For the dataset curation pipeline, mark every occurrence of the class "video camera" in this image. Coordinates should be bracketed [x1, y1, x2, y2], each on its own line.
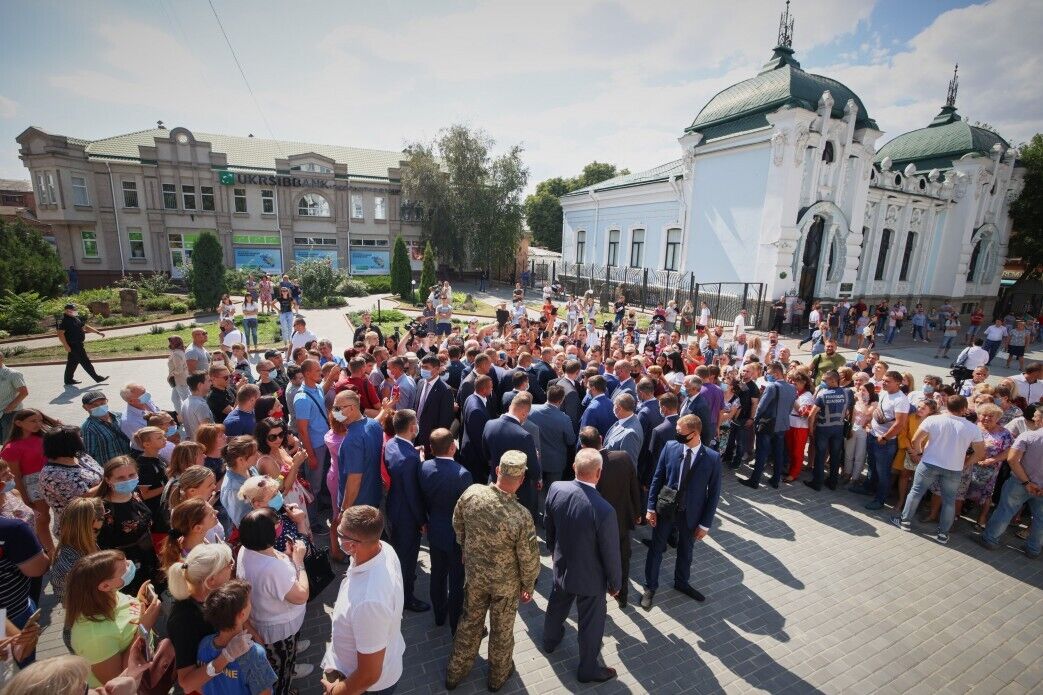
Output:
[404, 318, 428, 337]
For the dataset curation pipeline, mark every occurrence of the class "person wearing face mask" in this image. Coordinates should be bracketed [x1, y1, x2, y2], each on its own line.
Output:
[51, 497, 105, 607]
[239, 475, 315, 561]
[80, 390, 132, 465]
[415, 354, 454, 453]
[119, 383, 160, 441]
[96, 455, 160, 595]
[57, 302, 108, 386]
[384, 409, 430, 613]
[131, 427, 171, 549]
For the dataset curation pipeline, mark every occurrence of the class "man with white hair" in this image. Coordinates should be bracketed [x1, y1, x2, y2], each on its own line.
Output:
[603, 393, 643, 470]
[119, 382, 160, 439]
[542, 448, 621, 683]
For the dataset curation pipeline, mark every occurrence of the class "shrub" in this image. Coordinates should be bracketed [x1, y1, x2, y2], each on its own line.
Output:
[339, 278, 370, 297]
[149, 325, 166, 334]
[418, 242, 437, 301]
[294, 259, 341, 305]
[115, 273, 173, 298]
[358, 275, 392, 293]
[141, 295, 177, 311]
[223, 268, 253, 296]
[188, 232, 225, 312]
[0, 219, 65, 298]
[0, 291, 45, 335]
[0, 330, 8, 340]
[173, 322, 185, 331]
[0, 345, 27, 358]
[348, 309, 408, 325]
[170, 302, 189, 314]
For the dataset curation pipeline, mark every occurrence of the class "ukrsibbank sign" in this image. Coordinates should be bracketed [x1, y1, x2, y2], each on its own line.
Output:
[218, 170, 351, 191]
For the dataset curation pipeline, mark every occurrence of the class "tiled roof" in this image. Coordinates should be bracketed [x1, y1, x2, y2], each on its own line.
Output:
[0, 179, 33, 192]
[564, 159, 685, 197]
[75, 128, 409, 179]
[875, 106, 1009, 170]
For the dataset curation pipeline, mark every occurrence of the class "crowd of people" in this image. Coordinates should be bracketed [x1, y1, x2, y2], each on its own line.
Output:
[2, 284, 1042, 694]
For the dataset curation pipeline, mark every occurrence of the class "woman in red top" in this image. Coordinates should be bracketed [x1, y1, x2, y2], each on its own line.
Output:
[966, 305, 985, 345]
[1, 408, 58, 554]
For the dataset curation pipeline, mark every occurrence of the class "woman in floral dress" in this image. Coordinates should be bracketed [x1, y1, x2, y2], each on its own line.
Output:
[965, 403, 1014, 530]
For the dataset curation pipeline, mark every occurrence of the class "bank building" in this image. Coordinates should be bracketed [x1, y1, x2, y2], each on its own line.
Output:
[559, 5, 1022, 318]
[16, 123, 427, 287]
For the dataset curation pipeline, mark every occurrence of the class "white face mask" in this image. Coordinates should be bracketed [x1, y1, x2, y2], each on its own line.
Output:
[332, 409, 349, 423]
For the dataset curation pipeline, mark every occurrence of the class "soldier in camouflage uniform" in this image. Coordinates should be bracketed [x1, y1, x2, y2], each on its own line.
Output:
[445, 450, 541, 692]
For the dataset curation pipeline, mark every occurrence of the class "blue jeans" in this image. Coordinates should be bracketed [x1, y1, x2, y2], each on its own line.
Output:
[10, 597, 37, 667]
[478, 276, 486, 291]
[900, 462, 963, 534]
[983, 477, 1043, 555]
[279, 312, 294, 342]
[813, 427, 845, 485]
[0, 411, 14, 445]
[866, 436, 898, 504]
[885, 325, 898, 344]
[940, 335, 955, 352]
[751, 429, 786, 486]
[912, 325, 925, 340]
[983, 339, 1002, 364]
[243, 317, 259, 348]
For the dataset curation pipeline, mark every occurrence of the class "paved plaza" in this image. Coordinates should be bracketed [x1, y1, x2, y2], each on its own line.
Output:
[15, 290, 1043, 694]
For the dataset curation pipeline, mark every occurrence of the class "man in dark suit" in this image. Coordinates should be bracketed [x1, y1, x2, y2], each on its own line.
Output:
[644, 392, 680, 487]
[580, 374, 615, 438]
[445, 345, 466, 391]
[542, 448, 621, 684]
[419, 428, 473, 633]
[528, 384, 577, 493]
[500, 370, 529, 412]
[514, 352, 546, 404]
[459, 375, 493, 483]
[384, 409, 430, 612]
[483, 391, 542, 521]
[680, 375, 712, 437]
[635, 379, 663, 473]
[613, 360, 637, 400]
[416, 354, 454, 452]
[458, 354, 499, 418]
[549, 360, 583, 433]
[579, 427, 641, 610]
[641, 414, 722, 611]
[738, 361, 797, 490]
[531, 347, 557, 393]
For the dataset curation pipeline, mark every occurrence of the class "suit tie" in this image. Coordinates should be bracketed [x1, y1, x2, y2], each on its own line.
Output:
[417, 379, 431, 418]
[677, 448, 693, 511]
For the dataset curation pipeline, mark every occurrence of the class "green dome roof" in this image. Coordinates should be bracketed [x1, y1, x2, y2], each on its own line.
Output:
[875, 106, 1009, 172]
[687, 47, 877, 140]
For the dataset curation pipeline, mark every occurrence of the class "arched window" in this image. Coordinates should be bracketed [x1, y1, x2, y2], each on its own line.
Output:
[297, 193, 330, 217]
[874, 228, 893, 281]
[575, 230, 586, 264]
[822, 141, 835, 164]
[827, 238, 836, 280]
[967, 238, 983, 282]
[664, 228, 681, 271]
[899, 232, 917, 282]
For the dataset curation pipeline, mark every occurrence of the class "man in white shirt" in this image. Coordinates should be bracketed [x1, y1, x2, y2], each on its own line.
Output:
[953, 339, 990, 370]
[286, 317, 317, 362]
[892, 395, 985, 544]
[119, 382, 160, 439]
[731, 309, 748, 340]
[219, 319, 244, 353]
[853, 370, 908, 511]
[323, 505, 405, 694]
[981, 319, 1009, 365]
[798, 303, 821, 348]
[1013, 364, 1043, 405]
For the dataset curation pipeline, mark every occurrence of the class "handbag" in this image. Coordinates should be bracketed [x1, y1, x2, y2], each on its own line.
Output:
[754, 415, 775, 435]
[305, 547, 336, 601]
[655, 485, 679, 520]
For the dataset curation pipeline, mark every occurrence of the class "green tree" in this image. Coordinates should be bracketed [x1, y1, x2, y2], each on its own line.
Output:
[0, 219, 65, 298]
[1004, 133, 1043, 314]
[575, 161, 629, 189]
[401, 124, 528, 271]
[523, 162, 629, 252]
[294, 258, 340, 306]
[418, 242, 437, 302]
[390, 235, 413, 302]
[188, 231, 225, 312]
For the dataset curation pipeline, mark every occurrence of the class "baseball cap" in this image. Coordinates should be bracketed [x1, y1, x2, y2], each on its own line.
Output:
[498, 450, 527, 477]
[81, 390, 106, 405]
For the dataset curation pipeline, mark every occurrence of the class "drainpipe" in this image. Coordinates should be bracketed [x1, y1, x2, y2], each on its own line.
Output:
[105, 162, 127, 278]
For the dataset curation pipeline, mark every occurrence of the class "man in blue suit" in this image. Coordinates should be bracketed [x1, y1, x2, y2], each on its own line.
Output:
[416, 354, 454, 452]
[542, 448, 621, 684]
[549, 360, 584, 434]
[527, 384, 577, 490]
[738, 362, 797, 490]
[644, 392, 680, 487]
[500, 370, 529, 412]
[459, 375, 493, 484]
[680, 375, 712, 438]
[445, 345, 466, 391]
[613, 360, 637, 400]
[419, 428, 472, 634]
[531, 347, 557, 393]
[635, 379, 664, 474]
[516, 352, 546, 404]
[603, 392, 643, 471]
[641, 414, 722, 610]
[579, 375, 614, 438]
[483, 391, 542, 522]
[384, 409, 430, 612]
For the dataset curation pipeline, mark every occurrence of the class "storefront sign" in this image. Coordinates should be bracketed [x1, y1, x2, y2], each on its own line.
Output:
[233, 234, 281, 246]
[234, 248, 283, 274]
[350, 249, 389, 275]
[219, 171, 353, 192]
[294, 248, 339, 269]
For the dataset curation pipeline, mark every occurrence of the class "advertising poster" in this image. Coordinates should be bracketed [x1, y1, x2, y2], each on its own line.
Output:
[234, 248, 283, 274]
[350, 249, 390, 275]
[294, 248, 339, 269]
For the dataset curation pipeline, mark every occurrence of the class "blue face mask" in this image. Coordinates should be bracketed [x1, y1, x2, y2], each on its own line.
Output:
[855, 353, 865, 363]
[140, 393, 152, 405]
[1, 479, 14, 494]
[268, 491, 284, 511]
[165, 425, 179, 438]
[923, 385, 934, 395]
[420, 369, 431, 380]
[90, 404, 109, 418]
[113, 477, 139, 495]
[120, 561, 137, 589]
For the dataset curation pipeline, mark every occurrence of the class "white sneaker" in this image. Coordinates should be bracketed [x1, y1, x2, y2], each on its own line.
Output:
[296, 639, 311, 653]
[293, 664, 315, 680]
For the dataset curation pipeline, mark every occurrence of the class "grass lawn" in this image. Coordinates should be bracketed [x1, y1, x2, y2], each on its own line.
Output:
[386, 292, 497, 318]
[347, 310, 497, 339]
[6, 314, 283, 364]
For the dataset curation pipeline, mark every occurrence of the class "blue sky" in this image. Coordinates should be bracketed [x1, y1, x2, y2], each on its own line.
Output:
[0, 0, 1039, 190]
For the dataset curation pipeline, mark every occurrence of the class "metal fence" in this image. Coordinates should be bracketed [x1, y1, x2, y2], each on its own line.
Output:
[523, 260, 766, 329]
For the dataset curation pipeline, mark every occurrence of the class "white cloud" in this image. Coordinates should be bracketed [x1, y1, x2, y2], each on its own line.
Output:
[0, 96, 16, 119]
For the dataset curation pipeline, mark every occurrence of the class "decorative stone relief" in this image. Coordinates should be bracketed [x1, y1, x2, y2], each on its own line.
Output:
[682, 145, 696, 172]
[864, 202, 877, 225]
[910, 208, 924, 230]
[793, 124, 810, 166]
[885, 204, 898, 226]
[771, 130, 788, 166]
[953, 172, 968, 200]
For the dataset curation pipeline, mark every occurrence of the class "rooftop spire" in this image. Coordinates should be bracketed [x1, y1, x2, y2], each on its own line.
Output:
[777, 0, 795, 49]
[945, 63, 959, 108]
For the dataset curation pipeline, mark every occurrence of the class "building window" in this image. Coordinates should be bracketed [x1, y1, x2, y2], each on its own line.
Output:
[201, 186, 215, 211]
[71, 175, 90, 206]
[607, 230, 620, 267]
[298, 193, 331, 217]
[45, 172, 56, 204]
[874, 228, 892, 281]
[261, 189, 275, 214]
[35, 173, 47, 203]
[81, 230, 99, 258]
[374, 196, 386, 220]
[162, 183, 177, 209]
[822, 141, 835, 164]
[291, 163, 333, 174]
[182, 185, 196, 210]
[351, 195, 364, 220]
[293, 237, 338, 246]
[664, 228, 681, 271]
[899, 232, 917, 281]
[233, 188, 247, 213]
[967, 239, 983, 282]
[127, 229, 145, 259]
[629, 229, 645, 268]
[575, 231, 585, 263]
[121, 180, 139, 208]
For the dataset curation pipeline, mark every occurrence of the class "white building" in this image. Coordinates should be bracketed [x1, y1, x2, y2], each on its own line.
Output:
[560, 8, 1022, 318]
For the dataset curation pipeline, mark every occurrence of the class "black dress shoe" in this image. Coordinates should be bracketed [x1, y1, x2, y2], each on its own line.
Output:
[94, 375, 109, 382]
[616, 592, 628, 610]
[736, 475, 759, 489]
[434, 615, 446, 627]
[640, 589, 655, 610]
[674, 583, 706, 602]
[404, 598, 431, 612]
[768, 479, 779, 489]
[578, 667, 617, 684]
[542, 640, 559, 654]
[65, 379, 81, 385]
[803, 480, 822, 492]
[825, 479, 838, 491]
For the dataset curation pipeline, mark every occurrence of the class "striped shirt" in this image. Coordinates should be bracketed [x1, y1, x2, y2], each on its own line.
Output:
[81, 413, 132, 465]
[0, 516, 42, 617]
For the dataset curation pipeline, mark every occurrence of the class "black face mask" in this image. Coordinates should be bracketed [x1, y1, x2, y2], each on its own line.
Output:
[675, 431, 692, 444]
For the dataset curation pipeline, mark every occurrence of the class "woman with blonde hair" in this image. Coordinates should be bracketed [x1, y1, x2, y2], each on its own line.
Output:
[166, 463, 218, 511]
[238, 475, 312, 554]
[1, 652, 146, 695]
[160, 497, 222, 568]
[51, 496, 104, 603]
[167, 335, 189, 413]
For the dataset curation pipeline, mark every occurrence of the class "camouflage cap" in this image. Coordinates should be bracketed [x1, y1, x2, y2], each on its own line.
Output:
[498, 450, 527, 477]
